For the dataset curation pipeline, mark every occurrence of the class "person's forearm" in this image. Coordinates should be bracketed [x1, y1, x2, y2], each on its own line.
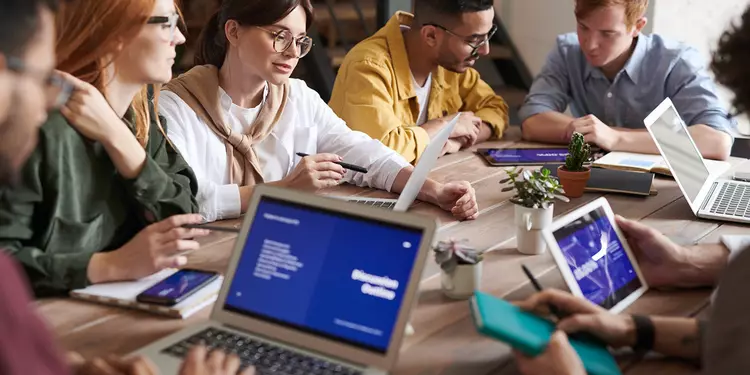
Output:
[615, 124, 732, 160]
[687, 125, 732, 161]
[101, 124, 147, 179]
[644, 317, 703, 360]
[521, 112, 574, 143]
[420, 117, 449, 139]
[391, 166, 439, 205]
[678, 243, 730, 287]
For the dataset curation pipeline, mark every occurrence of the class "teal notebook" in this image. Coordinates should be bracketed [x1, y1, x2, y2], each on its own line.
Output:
[470, 291, 622, 375]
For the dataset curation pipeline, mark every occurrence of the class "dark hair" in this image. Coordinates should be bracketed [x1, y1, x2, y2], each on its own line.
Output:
[413, 0, 493, 24]
[712, 6, 750, 117]
[0, 0, 58, 56]
[196, 0, 314, 68]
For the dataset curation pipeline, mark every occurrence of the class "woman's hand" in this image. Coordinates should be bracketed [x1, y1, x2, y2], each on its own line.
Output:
[87, 214, 210, 283]
[281, 153, 346, 191]
[57, 71, 123, 145]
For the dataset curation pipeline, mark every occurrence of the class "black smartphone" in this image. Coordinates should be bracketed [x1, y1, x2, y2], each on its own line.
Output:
[136, 269, 220, 306]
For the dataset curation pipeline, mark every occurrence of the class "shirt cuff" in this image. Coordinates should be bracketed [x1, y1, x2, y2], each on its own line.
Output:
[720, 235, 750, 263]
[383, 156, 412, 193]
[123, 156, 170, 215]
[518, 104, 556, 125]
[64, 251, 97, 290]
[475, 108, 508, 139]
[214, 184, 242, 221]
[412, 126, 431, 163]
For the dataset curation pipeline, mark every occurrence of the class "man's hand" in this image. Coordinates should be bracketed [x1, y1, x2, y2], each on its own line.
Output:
[433, 181, 478, 220]
[514, 331, 586, 375]
[515, 289, 636, 349]
[441, 139, 462, 156]
[565, 115, 620, 150]
[72, 355, 157, 375]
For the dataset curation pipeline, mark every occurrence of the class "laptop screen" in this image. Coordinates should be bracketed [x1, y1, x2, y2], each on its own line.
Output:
[224, 196, 425, 354]
[649, 103, 710, 203]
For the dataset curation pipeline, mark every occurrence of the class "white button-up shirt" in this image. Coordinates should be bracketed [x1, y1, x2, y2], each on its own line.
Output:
[160, 78, 411, 222]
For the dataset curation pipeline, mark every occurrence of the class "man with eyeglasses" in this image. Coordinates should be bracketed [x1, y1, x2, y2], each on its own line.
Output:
[329, 0, 509, 163]
[518, 0, 734, 161]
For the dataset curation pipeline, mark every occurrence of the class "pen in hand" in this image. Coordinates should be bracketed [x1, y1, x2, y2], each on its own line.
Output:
[182, 224, 240, 233]
[295, 152, 368, 174]
[521, 264, 604, 345]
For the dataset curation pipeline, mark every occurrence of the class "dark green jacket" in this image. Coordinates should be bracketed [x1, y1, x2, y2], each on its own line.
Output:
[0, 108, 199, 296]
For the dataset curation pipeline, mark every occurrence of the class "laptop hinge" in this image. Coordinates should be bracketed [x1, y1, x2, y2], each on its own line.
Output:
[701, 182, 719, 212]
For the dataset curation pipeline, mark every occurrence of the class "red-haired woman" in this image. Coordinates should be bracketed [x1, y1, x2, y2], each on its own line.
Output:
[0, 0, 208, 296]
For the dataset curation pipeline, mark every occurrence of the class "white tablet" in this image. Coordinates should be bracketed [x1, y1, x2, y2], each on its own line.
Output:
[542, 197, 649, 313]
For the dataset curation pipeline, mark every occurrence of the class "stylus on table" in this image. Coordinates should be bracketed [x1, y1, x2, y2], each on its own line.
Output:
[295, 152, 368, 174]
[182, 224, 240, 233]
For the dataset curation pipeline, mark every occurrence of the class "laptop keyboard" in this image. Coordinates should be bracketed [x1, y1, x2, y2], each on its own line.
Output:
[709, 182, 750, 218]
[348, 199, 396, 209]
[162, 327, 362, 375]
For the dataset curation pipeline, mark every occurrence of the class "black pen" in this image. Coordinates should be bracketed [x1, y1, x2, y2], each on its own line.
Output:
[521, 264, 566, 319]
[182, 224, 240, 233]
[295, 152, 368, 174]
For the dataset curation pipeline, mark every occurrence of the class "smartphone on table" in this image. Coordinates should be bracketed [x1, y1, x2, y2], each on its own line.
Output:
[136, 269, 219, 306]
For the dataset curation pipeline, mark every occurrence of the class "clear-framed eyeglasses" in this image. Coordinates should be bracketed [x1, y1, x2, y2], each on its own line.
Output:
[424, 23, 498, 58]
[256, 27, 314, 58]
[147, 13, 180, 42]
[6, 56, 74, 109]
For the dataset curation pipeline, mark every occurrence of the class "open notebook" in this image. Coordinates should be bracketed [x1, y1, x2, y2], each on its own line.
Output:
[70, 269, 223, 319]
[593, 151, 731, 177]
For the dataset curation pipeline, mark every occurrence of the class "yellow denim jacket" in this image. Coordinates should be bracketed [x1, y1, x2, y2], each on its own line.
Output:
[329, 12, 509, 163]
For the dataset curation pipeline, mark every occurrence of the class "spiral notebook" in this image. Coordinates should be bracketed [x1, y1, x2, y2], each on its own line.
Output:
[70, 269, 223, 319]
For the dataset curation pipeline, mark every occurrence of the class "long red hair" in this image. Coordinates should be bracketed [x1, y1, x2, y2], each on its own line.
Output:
[55, 0, 165, 146]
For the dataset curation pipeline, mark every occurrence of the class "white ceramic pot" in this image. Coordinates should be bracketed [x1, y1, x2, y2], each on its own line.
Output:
[515, 204, 554, 255]
[440, 263, 482, 299]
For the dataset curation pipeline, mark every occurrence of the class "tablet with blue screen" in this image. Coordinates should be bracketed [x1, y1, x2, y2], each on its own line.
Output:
[477, 148, 570, 166]
[542, 197, 649, 313]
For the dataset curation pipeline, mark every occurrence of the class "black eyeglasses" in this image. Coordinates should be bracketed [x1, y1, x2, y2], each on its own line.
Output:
[147, 13, 180, 41]
[6, 57, 74, 109]
[256, 27, 314, 58]
[424, 23, 498, 57]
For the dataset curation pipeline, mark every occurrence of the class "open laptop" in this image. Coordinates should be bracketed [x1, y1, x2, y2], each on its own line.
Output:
[345, 114, 459, 211]
[133, 184, 437, 375]
[644, 97, 745, 223]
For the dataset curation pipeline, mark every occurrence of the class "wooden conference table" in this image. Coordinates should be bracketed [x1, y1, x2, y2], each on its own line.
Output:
[38, 127, 750, 374]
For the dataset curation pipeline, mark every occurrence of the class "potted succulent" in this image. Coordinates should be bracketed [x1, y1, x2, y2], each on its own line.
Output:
[501, 168, 569, 255]
[557, 132, 592, 198]
[434, 239, 484, 300]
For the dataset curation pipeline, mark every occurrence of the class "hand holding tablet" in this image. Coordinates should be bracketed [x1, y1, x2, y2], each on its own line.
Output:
[541, 197, 649, 313]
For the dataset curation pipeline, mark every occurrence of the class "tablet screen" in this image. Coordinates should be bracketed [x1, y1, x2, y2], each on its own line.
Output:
[485, 148, 569, 164]
[552, 207, 642, 310]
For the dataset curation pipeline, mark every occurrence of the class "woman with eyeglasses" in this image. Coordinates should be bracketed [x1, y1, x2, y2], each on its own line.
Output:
[160, 0, 479, 223]
[0, 0, 217, 296]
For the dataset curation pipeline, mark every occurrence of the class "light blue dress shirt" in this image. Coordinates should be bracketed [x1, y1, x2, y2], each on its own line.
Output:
[518, 33, 734, 135]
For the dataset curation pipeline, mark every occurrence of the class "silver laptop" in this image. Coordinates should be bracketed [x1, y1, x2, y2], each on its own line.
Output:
[644, 97, 745, 223]
[346, 114, 459, 211]
[133, 184, 437, 375]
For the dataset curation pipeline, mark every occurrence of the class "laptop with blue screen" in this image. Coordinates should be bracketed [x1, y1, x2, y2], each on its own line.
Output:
[133, 184, 437, 375]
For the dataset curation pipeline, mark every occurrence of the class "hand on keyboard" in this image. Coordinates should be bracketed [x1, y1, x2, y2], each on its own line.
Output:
[179, 345, 255, 375]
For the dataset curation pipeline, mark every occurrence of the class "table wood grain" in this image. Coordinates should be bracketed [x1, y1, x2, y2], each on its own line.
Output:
[39, 128, 750, 374]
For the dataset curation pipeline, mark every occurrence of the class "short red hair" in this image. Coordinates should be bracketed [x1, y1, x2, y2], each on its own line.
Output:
[575, 0, 648, 29]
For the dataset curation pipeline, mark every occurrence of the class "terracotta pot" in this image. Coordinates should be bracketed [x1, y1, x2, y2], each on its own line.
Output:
[557, 166, 591, 198]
